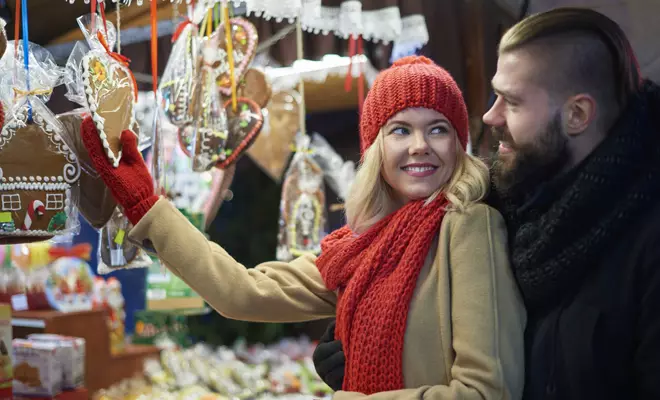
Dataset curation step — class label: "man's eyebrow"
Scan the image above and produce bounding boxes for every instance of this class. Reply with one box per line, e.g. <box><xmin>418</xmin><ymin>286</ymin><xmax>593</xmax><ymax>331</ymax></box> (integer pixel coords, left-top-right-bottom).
<box><xmin>491</xmin><ymin>83</ymin><xmax>523</xmax><ymax>102</ymax></box>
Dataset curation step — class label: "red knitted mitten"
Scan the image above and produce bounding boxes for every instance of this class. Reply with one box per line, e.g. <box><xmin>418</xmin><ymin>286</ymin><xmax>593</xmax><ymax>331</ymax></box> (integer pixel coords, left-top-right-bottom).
<box><xmin>81</xmin><ymin>116</ymin><xmax>157</xmax><ymax>225</ymax></box>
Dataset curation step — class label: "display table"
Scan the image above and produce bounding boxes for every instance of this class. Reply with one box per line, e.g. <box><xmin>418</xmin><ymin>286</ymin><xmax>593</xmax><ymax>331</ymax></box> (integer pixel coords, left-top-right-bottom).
<box><xmin>12</xmin><ymin>309</ymin><xmax>161</xmax><ymax>396</ymax></box>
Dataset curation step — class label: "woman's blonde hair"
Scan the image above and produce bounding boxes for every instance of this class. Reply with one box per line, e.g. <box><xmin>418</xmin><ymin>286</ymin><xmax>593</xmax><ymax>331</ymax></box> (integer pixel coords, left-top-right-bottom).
<box><xmin>345</xmin><ymin>131</ymin><xmax>490</xmax><ymax>234</ymax></box>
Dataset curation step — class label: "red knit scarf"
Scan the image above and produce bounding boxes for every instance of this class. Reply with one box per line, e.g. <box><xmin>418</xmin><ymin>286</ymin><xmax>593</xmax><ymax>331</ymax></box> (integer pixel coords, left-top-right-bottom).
<box><xmin>316</xmin><ymin>195</ymin><xmax>449</xmax><ymax>394</ymax></box>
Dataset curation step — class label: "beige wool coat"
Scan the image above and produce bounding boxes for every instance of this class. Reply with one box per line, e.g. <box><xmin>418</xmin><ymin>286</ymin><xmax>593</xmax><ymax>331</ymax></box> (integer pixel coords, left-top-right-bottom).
<box><xmin>129</xmin><ymin>198</ymin><xmax>526</xmax><ymax>399</ymax></box>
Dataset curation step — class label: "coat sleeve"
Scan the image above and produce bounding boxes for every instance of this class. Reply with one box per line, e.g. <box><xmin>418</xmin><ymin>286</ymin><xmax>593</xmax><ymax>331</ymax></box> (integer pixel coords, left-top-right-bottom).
<box><xmin>633</xmin><ymin>228</ymin><xmax>660</xmax><ymax>398</ymax></box>
<box><xmin>128</xmin><ymin>197</ymin><xmax>337</xmax><ymax>322</ymax></box>
<box><xmin>332</xmin><ymin>204</ymin><xmax>526</xmax><ymax>400</ymax></box>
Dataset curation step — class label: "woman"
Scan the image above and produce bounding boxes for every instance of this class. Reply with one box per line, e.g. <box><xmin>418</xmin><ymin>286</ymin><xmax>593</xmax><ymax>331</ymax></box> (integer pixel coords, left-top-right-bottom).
<box><xmin>81</xmin><ymin>56</ymin><xmax>525</xmax><ymax>399</ymax></box>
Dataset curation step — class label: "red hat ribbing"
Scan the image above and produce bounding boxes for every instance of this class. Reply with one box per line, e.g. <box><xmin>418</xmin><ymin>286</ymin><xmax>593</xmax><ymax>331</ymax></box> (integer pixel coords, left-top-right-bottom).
<box><xmin>359</xmin><ymin>56</ymin><xmax>469</xmax><ymax>155</ymax></box>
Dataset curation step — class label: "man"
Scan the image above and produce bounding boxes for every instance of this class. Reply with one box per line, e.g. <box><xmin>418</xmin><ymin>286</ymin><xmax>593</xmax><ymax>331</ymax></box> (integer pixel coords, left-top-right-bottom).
<box><xmin>312</xmin><ymin>7</ymin><xmax>660</xmax><ymax>399</ymax></box>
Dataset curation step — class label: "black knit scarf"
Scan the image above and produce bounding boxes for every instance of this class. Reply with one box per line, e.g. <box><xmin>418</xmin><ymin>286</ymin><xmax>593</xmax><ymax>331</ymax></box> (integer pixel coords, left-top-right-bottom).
<box><xmin>490</xmin><ymin>80</ymin><xmax>660</xmax><ymax>312</ymax></box>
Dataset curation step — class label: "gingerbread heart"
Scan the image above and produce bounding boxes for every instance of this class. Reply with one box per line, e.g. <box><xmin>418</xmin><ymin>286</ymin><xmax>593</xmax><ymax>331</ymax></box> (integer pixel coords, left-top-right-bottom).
<box><xmin>217</xmin><ymin>98</ymin><xmax>264</xmax><ymax>169</ymax></box>
<box><xmin>247</xmin><ymin>90</ymin><xmax>301</xmax><ymax>181</ymax></box>
<box><xmin>215</xmin><ymin>18</ymin><xmax>258</xmax><ymax>97</ymax></box>
<box><xmin>82</xmin><ymin>53</ymin><xmax>137</xmax><ymax>167</ymax></box>
<box><xmin>223</xmin><ymin>68</ymin><xmax>272</xmax><ymax>109</ymax></box>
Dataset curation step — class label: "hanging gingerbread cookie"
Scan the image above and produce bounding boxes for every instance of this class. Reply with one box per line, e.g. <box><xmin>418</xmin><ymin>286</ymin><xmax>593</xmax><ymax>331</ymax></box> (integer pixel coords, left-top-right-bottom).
<box><xmin>0</xmin><ymin>105</ymin><xmax>81</xmax><ymax>244</ymax></box>
<box><xmin>276</xmin><ymin>134</ymin><xmax>326</xmax><ymax>261</ymax></box>
<box><xmin>80</xmin><ymin>18</ymin><xmax>138</xmax><ymax>168</ymax></box>
<box><xmin>0</xmin><ymin>40</ymin><xmax>81</xmax><ymax>244</ymax></box>
<box><xmin>214</xmin><ymin>17</ymin><xmax>258</xmax><ymax>97</ymax></box>
<box><xmin>160</xmin><ymin>20</ymin><xmax>199</xmax><ymax>127</ymax></box>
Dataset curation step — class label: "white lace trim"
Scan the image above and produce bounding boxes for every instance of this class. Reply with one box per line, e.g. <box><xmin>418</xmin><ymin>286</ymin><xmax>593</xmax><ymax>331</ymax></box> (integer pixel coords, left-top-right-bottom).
<box><xmin>391</xmin><ymin>14</ymin><xmax>429</xmax><ymax>61</ymax></box>
<box><xmin>265</xmin><ymin>54</ymin><xmax>378</xmax><ymax>93</ymax></box>
<box><xmin>230</xmin><ymin>0</ymin><xmax>427</xmax><ymax>46</ymax></box>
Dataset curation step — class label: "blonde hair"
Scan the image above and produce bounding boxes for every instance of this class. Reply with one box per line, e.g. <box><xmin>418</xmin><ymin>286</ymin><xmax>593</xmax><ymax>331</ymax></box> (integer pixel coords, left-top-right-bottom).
<box><xmin>345</xmin><ymin>131</ymin><xmax>490</xmax><ymax>234</ymax></box>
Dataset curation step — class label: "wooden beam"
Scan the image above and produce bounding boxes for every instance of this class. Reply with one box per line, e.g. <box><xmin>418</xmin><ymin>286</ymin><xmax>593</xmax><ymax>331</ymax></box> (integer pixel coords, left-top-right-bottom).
<box><xmin>459</xmin><ymin>0</ymin><xmax>489</xmax><ymax>155</ymax></box>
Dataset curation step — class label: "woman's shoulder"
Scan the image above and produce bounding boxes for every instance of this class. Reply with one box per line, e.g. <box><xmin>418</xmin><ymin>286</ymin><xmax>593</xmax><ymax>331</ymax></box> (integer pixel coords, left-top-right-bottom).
<box><xmin>441</xmin><ymin>202</ymin><xmax>507</xmax><ymax>236</ymax></box>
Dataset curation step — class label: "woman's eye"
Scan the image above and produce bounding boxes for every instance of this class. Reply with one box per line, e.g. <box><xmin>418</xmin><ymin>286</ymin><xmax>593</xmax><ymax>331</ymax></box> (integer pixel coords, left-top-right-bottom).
<box><xmin>391</xmin><ymin>127</ymin><xmax>409</xmax><ymax>135</ymax></box>
<box><xmin>430</xmin><ymin>126</ymin><xmax>449</xmax><ymax>135</ymax></box>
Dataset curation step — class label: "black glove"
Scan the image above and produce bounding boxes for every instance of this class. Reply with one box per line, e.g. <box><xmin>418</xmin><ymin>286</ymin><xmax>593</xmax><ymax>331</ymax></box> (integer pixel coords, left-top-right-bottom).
<box><xmin>313</xmin><ymin>319</ymin><xmax>345</xmax><ymax>391</ymax></box>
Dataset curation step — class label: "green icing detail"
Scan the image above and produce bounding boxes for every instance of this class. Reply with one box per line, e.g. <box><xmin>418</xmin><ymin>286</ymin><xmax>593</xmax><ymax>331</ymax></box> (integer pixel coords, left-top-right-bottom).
<box><xmin>47</xmin><ymin>212</ymin><xmax>67</xmax><ymax>232</ymax></box>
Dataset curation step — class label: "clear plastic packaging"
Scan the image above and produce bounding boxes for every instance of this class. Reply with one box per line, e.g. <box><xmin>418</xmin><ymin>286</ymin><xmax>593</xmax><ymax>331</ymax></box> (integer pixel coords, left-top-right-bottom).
<box><xmin>0</xmin><ymin>40</ymin><xmax>82</xmax><ymax>244</ymax></box>
<box><xmin>56</xmin><ymin>109</ymin><xmax>117</xmax><ymax>229</ymax></box>
<box><xmin>159</xmin><ymin>21</ymin><xmax>199</xmax><ymax>127</ymax></box>
<box><xmin>65</xmin><ymin>14</ymin><xmax>140</xmax><ymax>168</ymax></box>
<box><xmin>0</xmin><ymin>18</ymin><xmax>6</xmax><ymax>60</ymax></box>
<box><xmin>189</xmin><ymin>34</ymin><xmax>229</xmax><ymax>172</ymax></box>
<box><xmin>310</xmin><ymin>132</ymin><xmax>356</xmax><ymax>201</ymax></box>
<box><xmin>276</xmin><ymin>133</ymin><xmax>327</xmax><ymax>261</ymax></box>
<box><xmin>96</xmin><ymin>207</ymin><xmax>152</xmax><ymax>275</ymax></box>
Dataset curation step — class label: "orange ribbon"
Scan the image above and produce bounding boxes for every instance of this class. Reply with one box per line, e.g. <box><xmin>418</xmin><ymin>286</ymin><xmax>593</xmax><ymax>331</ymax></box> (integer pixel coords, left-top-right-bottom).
<box><xmin>48</xmin><ymin>243</ymin><xmax>93</xmax><ymax>261</ymax></box>
<box><xmin>97</xmin><ymin>31</ymin><xmax>139</xmax><ymax>101</ymax></box>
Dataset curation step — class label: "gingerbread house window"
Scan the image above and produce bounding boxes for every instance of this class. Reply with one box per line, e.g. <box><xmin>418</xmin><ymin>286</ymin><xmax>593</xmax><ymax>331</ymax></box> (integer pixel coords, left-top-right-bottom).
<box><xmin>1</xmin><ymin>194</ymin><xmax>21</xmax><ymax>211</ymax></box>
<box><xmin>45</xmin><ymin>194</ymin><xmax>64</xmax><ymax>211</ymax></box>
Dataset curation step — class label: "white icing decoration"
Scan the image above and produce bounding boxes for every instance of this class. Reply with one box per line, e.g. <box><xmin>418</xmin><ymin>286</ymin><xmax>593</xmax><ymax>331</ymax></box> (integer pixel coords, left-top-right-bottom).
<box><xmin>82</xmin><ymin>55</ymin><xmax>136</xmax><ymax>169</ymax></box>
<box><xmin>0</xmin><ymin>105</ymin><xmax>81</xmax><ymax>185</ymax></box>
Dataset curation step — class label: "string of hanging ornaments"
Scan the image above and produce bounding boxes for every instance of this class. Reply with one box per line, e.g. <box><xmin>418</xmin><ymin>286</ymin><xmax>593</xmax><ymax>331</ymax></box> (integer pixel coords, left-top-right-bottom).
<box><xmin>62</xmin><ymin>0</ymin><xmax>429</xmax><ymax>60</ymax></box>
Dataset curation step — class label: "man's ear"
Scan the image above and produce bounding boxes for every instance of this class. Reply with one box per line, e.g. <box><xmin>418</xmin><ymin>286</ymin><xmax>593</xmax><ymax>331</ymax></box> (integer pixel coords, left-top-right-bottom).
<box><xmin>563</xmin><ymin>93</ymin><xmax>597</xmax><ymax>136</ymax></box>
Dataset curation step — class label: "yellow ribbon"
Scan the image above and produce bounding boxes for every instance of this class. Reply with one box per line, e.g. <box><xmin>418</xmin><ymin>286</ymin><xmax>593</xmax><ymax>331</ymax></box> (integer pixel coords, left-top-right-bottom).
<box><xmin>222</xmin><ymin>2</ymin><xmax>237</xmax><ymax>112</ymax></box>
<box><xmin>289</xmin><ymin>144</ymin><xmax>315</xmax><ymax>154</ymax></box>
<box><xmin>12</xmin><ymin>88</ymin><xmax>52</xmax><ymax>98</ymax></box>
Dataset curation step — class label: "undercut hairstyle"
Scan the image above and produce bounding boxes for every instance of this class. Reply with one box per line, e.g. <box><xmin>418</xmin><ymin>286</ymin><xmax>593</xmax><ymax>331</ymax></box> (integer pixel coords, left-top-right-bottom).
<box><xmin>499</xmin><ymin>7</ymin><xmax>641</xmax><ymax>131</ymax></box>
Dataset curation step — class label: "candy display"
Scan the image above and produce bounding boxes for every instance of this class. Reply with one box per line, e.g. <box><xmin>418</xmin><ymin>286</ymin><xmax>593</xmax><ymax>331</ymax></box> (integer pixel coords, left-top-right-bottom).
<box><xmin>44</xmin><ymin>257</ymin><xmax>95</xmax><ymax>313</ymax></box>
<box><xmin>26</xmin><ymin>334</ymin><xmax>85</xmax><ymax>390</ymax></box>
<box><xmin>0</xmin><ymin>304</ymin><xmax>12</xmax><ymax>400</ymax></box>
<box><xmin>12</xmin><ymin>339</ymin><xmax>63</xmax><ymax>397</ymax></box>
<box><xmin>94</xmin><ymin>338</ymin><xmax>332</xmax><ymax>400</ymax></box>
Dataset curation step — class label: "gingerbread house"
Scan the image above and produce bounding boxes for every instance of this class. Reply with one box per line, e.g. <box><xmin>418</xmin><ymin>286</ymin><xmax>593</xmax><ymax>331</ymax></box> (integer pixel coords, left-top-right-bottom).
<box><xmin>0</xmin><ymin>106</ymin><xmax>81</xmax><ymax>243</ymax></box>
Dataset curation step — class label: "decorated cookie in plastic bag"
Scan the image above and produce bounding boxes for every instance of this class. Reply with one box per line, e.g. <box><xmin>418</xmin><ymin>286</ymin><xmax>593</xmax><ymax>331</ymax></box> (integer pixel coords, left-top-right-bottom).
<box><xmin>57</xmin><ymin>111</ymin><xmax>117</xmax><ymax>229</ymax></box>
<box><xmin>185</xmin><ymin>35</ymin><xmax>230</xmax><ymax>172</ymax></box>
<box><xmin>214</xmin><ymin>18</ymin><xmax>258</xmax><ymax>97</ymax></box>
<box><xmin>247</xmin><ymin>90</ymin><xmax>301</xmax><ymax>181</ymax></box>
<box><xmin>0</xmin><ymin>39</ymin><xmax>82</xmax><ymax>245</ymax></box>
<box><xmin>79</xmin><ymin>16</ymin><xmax>138</xmax><ymax>168</ymax></box>
<box><xmin>276</xmin><ymin>134</ymin><xmax>327</xmax><ymax>261</ymax></box>
<box><xmin>160</xmin><ymin>20</ymin><xmax>199</xmax><ymax>127</ymax></box>
<box><xmin>97</xmin><ymin>207</ymin><xmax>151</xmax><ymax>274</ymax></box>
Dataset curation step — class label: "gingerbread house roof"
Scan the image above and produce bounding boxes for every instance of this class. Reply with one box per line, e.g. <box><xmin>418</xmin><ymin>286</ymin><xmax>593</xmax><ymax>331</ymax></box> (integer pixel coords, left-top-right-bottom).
<box><xmin>0</xmin><ymin>104</ymin><xmax>81</xmax><ymax>190</ymax></box>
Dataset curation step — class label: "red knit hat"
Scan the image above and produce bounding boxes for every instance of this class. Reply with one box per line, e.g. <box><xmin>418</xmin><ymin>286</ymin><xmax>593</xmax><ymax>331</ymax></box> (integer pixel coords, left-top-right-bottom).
<box><xmin>359</xmin><ymin>56</ymin><xmax>469</xmax><ymax>155</ymax></box>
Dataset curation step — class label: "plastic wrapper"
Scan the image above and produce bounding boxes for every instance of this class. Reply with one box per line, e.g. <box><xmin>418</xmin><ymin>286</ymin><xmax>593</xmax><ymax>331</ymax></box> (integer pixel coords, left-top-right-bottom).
<box><xmin>0</xmin><ymin>40</ymin><xmax>82</xmax><ymax>244</ymax></box>
<box><xmin>310</xmin><ymin>133</ymin><xmax>356</xmax><ymax>201</ymax></box>
<box><xmin>65</xmin><ymin>14</ymin><xmax>140</xmax><ymax>168</ymax></box>
<box><xmin>57</xmin><ymin>109</ymin><xmax>118</xmax><ymax>229</ymax></box>
<box><xmin>0</xmin><ymin>18</ymin><xmax>7</xmax><ymax>60</ymax></box>
<box><xmin>276</xmin><ymin>134</ymin><xmax>327</xmax><ymax>262</ymax></box>
<box><xmin>159</xmin><ymin>21</ymin><xmax>199</xmax><ymax>127</ymax></box>
<box><xmin>188</xmin><ymin>35</ymin><xmax>230</xmax><ymax>172</ymax></box>
<box><xmin>247</xmin><ymin>90</ymin><xmax>301</xmax><ymax>182</ymax></box>
<box><xmin>97</xmin><ymin>207</ymin><xmax>152</xmax><ymax>274</ymax></box>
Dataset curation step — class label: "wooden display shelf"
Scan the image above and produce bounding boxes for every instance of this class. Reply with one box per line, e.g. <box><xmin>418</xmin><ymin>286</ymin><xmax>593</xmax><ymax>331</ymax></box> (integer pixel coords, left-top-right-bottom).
<box><xmin>12</xmin><ymin>309</ymin><xmax>161</xmax><ymax>397</ymax></box>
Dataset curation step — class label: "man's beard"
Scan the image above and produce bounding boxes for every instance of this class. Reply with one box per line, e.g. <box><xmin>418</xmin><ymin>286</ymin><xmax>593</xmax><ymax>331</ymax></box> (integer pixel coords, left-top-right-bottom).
<box><xmin>491</xmin><ymin>112</ymin><xmax>570</xmax><ymax>196</ymax></box>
